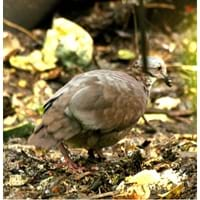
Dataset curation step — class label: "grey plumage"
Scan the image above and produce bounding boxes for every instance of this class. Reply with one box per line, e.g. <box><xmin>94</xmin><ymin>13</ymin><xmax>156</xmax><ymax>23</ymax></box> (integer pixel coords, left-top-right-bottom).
<box><xmin>28</xmin><ymin>57</ymin><xmax>171</xmax><ymax>158</ymax></box>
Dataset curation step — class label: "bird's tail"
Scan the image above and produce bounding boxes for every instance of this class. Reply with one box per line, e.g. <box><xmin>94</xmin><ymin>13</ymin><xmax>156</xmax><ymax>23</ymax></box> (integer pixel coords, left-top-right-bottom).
<box><xmin>28</xmin><ymin>116</ymin><xmax>81</xmax><ymax>149</ymax></box>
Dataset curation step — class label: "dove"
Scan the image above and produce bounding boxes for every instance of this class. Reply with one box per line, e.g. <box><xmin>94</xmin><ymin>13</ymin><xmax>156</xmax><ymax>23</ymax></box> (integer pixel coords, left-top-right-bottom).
<box><xmin>28</xmin><ymin>56</ymin><xmax>171</xmax><ymax>170</ymax></box>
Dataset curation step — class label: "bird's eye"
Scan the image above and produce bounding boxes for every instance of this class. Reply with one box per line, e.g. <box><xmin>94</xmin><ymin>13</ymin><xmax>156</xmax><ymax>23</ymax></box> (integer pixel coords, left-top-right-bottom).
<box><xmin>158</xmin><ymin>66</ymin><xmax>162</xmax><ymax>70</ymax></box>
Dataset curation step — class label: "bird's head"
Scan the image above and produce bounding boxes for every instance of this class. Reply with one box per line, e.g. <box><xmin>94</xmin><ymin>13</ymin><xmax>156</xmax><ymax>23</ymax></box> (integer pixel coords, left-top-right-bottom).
<box><xmin>134</xmin><ymin>56</ymin><xmax>172</xmax><ymax>87</ymax></box>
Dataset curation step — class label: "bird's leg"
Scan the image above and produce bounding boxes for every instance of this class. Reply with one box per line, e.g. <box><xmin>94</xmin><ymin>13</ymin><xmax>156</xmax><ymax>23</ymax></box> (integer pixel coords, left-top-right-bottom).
<box><xmin>58</xmin><ymin>143</ymin><xmax>84</xmax><ymax>172</ymax></box>
<box><xmin>142</xmin><ymin>115</ymin><xmax>156</xmax><ymax>133</ymax></box>
<box><xmin>88</xmin><ymin>149</ymin><xmax>96</xmax><ymax>160</ymax></box>
<box><xmin>88</xmin><ymin>149</ymin><xmax>105</xmax><ymax>162</ymax></box>
<box><xmin>142</xmin><ymin>115</ymin><xmax>151</xmax><ymax>127</ymax></box>
<box><xmin>95</xmin><ymin>149</ymin><xmax>105</xmax><ymax>160</ymax></box>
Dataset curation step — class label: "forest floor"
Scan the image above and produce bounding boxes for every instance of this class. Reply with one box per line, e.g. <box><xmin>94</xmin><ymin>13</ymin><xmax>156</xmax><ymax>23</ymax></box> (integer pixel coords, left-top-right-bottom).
<box><xmin>3</xmin><ymin>1</ymin><xmax>197</xmax><ymax>199</ymax></box>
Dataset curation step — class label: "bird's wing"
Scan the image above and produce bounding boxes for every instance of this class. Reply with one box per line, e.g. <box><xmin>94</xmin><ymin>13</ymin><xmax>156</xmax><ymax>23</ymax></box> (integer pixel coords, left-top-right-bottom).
<box><xmin>43</xmin><ymin>73</ymin><xmax>83</xmax><ymax>112</ymax></box>
<box><xmin>66</xmin><ymin>80</ymin><xmax>146</xmax><ymax>132</ymax></box>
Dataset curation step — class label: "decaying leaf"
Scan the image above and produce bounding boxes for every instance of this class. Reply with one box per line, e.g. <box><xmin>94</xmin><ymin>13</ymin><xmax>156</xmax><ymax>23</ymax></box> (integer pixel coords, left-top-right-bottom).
<box><xmin>3</xmin><ymin>115</ymin><xmax>17</xmax><ymax>126</ymax></box>
<box><xmin>3</xmin><ymin>32</ymin><xmax>24</xmax><ymax>61</ymax></box>
<box><xmin>3</xmin><ymin>123</ymin><xmax>34</xmax><ymax>142</ymax></box>
<box><xmin>18</xmin><ymin>79</ymin><xmax>28</xmax><ymax>88</ymax></box>
<box><xmin>155</xmin><ymin>97</ymin><xmax>181</xmax><ymax>110</ymax></box>
<box><xmin>9</xmin><ymin>18</ymin><xmax>93</xmax><ymax>72</ymax></box>
<box><xmin>158</xmin><ymin>183</ymin><xmax>185</xmax><ymax>199</ymax></box>
<box><xmin>116</xmin><ymin>170</ymin><xmax>160</xmax><ymax>199</ymax></box>
<box><xmin>6</xmin><ymin>175</ymin><xmax>29</xmax><ymax>186</ymax></box>
<box><xmin>159</xmin><ymin>169</ymin><xmax>187</xmax><ymax>187</ymax></box>
<box><xmin>124</xmin><ymin>170</ymin><xmax>160</xmax><ymax>185</ymax></box>
<box><xmin>9</xmin><ymin>50</ymin><xmax>56</xmax><ymax>72</ymax></box>
<box><xmin>53</xmin><ymin>18</ymin><xmax>93</xmax><ymax>67</ymax></box>
<box><xmin>115</xmin><ymin>169</ymin><xmax>187</xmax><ymax>199</ymax></box>
<box><xmin>37</xmin><ymin>177</ymin><xmax>54</xmax><ymax>191</ymax></box>
<box><xmin>117</xmin><ymin>49</ymin><xmax>136</xmax><ymax>60</ymax></box>
<box><xmin>42</xmin><ymin>29</ymin><xmax>59</xmax><ymax>67</ymax></box>
<box><xmin>143</xmin><ymin>113</ymin><xmax>173</xmax><ymax>122</ymax></box>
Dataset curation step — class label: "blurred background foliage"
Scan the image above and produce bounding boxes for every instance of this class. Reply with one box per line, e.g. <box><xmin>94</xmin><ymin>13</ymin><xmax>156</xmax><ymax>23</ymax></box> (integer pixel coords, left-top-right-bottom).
<box><xmin>177</xmin><ymin>13</ymin><xmax>196</xmax><ymax>65</ymax></box>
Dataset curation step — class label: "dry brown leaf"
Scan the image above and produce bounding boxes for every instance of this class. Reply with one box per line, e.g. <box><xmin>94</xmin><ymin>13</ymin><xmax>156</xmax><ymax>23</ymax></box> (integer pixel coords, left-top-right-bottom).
<box><xmin>3</xmin><ymin>32</ymin><xmax>24</xmax><ymax>61</ymax></box>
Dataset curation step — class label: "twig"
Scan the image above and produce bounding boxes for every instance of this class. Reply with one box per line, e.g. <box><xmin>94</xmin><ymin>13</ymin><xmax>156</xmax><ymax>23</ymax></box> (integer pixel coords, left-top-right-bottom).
<box><xmin>179</xmin><ymin>151</ymin><xmax>196</xmax><ymax>158</ymax></box>
<box><xmin>3</xmin><ymin>18</ymin><xmax>41</xmax><ymax>45</ymax></box>
<box><xmin>4</xmin><ymin>144</ymin><xmax>36</xmax><ymax>151</ymax></box>
<box><xmin>145</xmin><ymin>3</ymin><xmax>175</xmax><ymax>10</ymax></box>
<box><xmin>138</xmin><ymin>0</ymin><xmax>149</xmax><ymax>73</ymax></box>
<box><xmin>93</xmin><ymin>53</ymin><xmax>102</xmax><ymax>69</ymax></box>
<box><xmin>142</xmin><ymin>115</ymin><xmax>157</xmax><ymax>132</ymax></box>
<box><xmin>132</xmin><ymin>5</ymin><xmax>139</xmax><ymax>55</ymax></box>
<box><xmin>21</xmin><ymin>149</ymin><xmax>45</xmax><ymax>163</ymax></box>
<box><xmin>146</xmin><ymin>108</ymin><xmax>194</xmax><ymax>117</ymax></box>
<box><xmin>171</xmin><ymin>116</ymin><xmax>191</xmax><ymax>124</ymax></box>
<box><xmin>74</xmin><ymin>171</ymin><xmax>92</xmax><ymax>181</ymax></box>
<box><xmin>4</xmin><ymin>144</ymin><xmax>44</xmax><ymax>162</ymax></box>
<box><xmin>166</xmin><ymin>64</ymin><xmax>197</xmax><ymax>71</ymax></box>
<box><xmin>168</xmin><ymin>110</ymin><xmax>195</xmax><ymax>117</ymax></box>
<box><xmin>145</xmin><ymin>108</ymin><xmax>195</xmax><ymax>124</ymax></box>
<box><xmin>90</xmin><ymin>191</ymin><xmax>115</xmax><ymax>199</ymax></box>
<box><xmin>174</xmin><ymin>133</ymin><xmax>197</xmax><ymax>140</ymax></box>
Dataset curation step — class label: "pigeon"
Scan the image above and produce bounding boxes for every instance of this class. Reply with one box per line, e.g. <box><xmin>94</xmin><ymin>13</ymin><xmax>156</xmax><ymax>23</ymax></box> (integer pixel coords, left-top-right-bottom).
<box><xmin>28</xmin><ymin>56</ymin><xmax>171</xmax><ymax>170</ymax></box>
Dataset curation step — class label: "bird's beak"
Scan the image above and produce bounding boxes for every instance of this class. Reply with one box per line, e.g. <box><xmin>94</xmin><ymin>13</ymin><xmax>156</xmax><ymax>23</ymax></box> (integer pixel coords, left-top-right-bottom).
<box><xmin>162</xmin><ymin>73</ymin><xmax>172</xmax><ymax>87</ymax></box>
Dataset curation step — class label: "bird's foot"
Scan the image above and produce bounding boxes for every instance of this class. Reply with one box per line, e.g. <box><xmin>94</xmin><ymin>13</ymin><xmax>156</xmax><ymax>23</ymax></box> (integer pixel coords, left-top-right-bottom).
<box><xmin>88</xmin><ymin>149</ymin><xmax>106</xmax><ymax>162</ymax></box>
<box><xmin>57</xmin><ymin>143</ymin><xmax>85</xmax><ymax>173</ymax></box>
<box><xmin>142</xmin><ymin>115</ymin><xmax>157</xmax><ymax>133</ymax></box>
<box><xmin>60</xmin><ymin>156</ymin><xmax>86</xmax><ymax>173</ymax></box>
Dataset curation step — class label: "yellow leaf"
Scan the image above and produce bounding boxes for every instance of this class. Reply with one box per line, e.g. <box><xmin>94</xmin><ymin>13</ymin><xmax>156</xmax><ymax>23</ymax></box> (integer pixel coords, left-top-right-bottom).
<box><xmin>158</xmin><ymin>183</ymin><xmax>185</xmax><ymax>199</ymax></box>
<box><xmin>6</xmin><ymin>175</ymin><xmax>29</xmax><ymax>186</ymax></box>
<box><xmin>188</xmin><ymin>41</ymin><xmax>197</xmax><ymax>53</ymax></box>
<box><xmin>125</xmin><ymin>170</ymin><xmax>160</xmax><ymax>185</ymax></box>
<box><xmin>18</xmin><ymin>79</ymin><xmax>27</xmax><ymax>88</ymax></box>
<box><xmin>118</xmin><ymin>49</ymin><xmax>135</xmax><ymax>60</ymax></box>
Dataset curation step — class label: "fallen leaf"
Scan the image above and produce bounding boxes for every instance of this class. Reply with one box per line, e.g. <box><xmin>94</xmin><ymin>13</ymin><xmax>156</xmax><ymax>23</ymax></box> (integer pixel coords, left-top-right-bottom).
<box><xmin>9</xmin><ymin>50</ymin><xmax>56</xmax><ymax>72</ymax></box>
<box><xmin>143</xmin><ymin>114</ymin><xmax>173</xmax><ymax>122</ymax></box>
<box><xmin>6</xmin><ymin>175</ymin><xmax>29</xmax><ymax>186</ymax></box>
<box><xmin>3</xmin><ymin>32</ymin><xmax>24</xmax><ymax>61</ymax></box>
<box><xmin>125</xmin><ymin>170</ymin><xmax>160</xmax><ymax>185</ymax></box>
<box><xmin>116</xmin><ymin>170</ymin><xmax>160</xmax><ymax>199</ymax></box>
<box><xmin>53</xmin><ymin>18</ymin><xmax>93</xmax><ymax>67</ymax></box>
<box><xmin>155</xmin><ymin>97</ymin><xmax>181</xmax><ymax>110</ymax></box>
<box><xmin>9</xmin><ymin>18</ymin><xmax>93</xmax><ymax>72</ymax></box>
<box><xmin>18</xmin><ymin>79</ymin><xmax>28</xmax><ymax>88</ymax></box>
<box><xmin>158</xmin><ymin>183</ymin><xmax>185</xmax><ymax>199</ymax></box>
<box><xmin>117</xmin><ymin>49</ymin><xmax>135</xmax><ymax>60</ymax></box>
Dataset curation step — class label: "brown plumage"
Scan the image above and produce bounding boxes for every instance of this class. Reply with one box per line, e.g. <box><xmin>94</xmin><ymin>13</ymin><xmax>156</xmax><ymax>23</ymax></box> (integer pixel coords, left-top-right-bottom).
<box><xmin>28</xmin><ymin>57</ymin><xmax>171</xmax><ymax>169</ymax></box>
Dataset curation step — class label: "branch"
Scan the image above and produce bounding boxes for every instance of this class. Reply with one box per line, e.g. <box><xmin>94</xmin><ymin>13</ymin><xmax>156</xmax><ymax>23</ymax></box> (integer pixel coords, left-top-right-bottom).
<box><xmin>3</xmin><ymin>18</ymin><xmax>41</xmax><ymax>45</ymax></box>
<box><xmin>90</xmin><ymin>191</ymin><xmax>115</xmax><ymax>199</ymax></box>
<box><xmin>145</xmin><ymin>3</ymin><xmax>175</xmax><ymax>10</ymax></box>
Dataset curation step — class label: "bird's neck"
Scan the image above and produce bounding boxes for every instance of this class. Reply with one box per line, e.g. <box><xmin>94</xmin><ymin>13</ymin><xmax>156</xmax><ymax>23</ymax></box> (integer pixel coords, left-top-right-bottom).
<box><xmin>127</xmin><ymin>68</ymin><xmax>156</xmax><ymax>94</ymax></box>
<box><xmin>145</xmin><ymin>76</ymin><xmax>157</xmax><ymax>90</ymax></box>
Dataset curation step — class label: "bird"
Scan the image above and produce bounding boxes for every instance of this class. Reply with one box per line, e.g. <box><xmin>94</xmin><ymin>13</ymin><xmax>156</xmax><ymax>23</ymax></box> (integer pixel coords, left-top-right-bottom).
<box><xmin>28</xmin><ymin>56</ymin><xmax>171</xmax><ymax>170</ymax></box>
